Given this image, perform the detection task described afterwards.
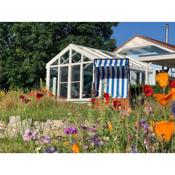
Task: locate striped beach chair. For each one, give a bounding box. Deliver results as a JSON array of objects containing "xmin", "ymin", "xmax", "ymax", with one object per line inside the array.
[{"xmin": 93, "ymin": 58, "xmax": 130, "ymax": 109}]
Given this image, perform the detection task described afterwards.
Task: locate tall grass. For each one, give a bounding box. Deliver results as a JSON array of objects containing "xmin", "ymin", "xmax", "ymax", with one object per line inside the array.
[{"xmin": 0, "ymin": 90, "xmax": 174, "ymax": 153}]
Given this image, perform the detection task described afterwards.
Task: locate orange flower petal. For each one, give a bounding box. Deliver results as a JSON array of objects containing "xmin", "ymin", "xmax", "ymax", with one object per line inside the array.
[
  {"xmin": 156, "ymin": 72, "xmax": 169, "ymax": 88},
  {"xmin": 154, "ymin": 121, "xmax": 175, "ymax": 142},
  {"xmin": 72, "ymin": 143, "xmax": 80, "ymax": 153},
  {"xmin": 154, "ymin": 92, "xmax": 173, "ymax": 106}
]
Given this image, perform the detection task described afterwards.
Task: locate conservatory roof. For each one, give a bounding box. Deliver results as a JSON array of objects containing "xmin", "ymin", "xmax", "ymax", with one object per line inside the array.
[{"xmin": 46, "ymin": 43, "xmax": 152, "ymax": 72}]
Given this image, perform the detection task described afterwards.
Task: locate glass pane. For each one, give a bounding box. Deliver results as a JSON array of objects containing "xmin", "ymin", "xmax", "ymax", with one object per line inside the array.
[
  {"xmin": 60, "ymin": 51, "xmax": 69, "ymax": 64},
  {"xmin": 119, "ymin": 45, "xmax": 170, "ymax": 56},
  {"xmin": 60, "ymin": 83, "xmax": 67, "ymax": 98},
  {"xmin": 60, "ymin": 66, "xmax": 68, "ymax": 82},
  {"xmin": 72, "ymin": 50, "xmax": 81, "ymax": 63},
  {"xmin": 83, "ymin": 56, "xmax": 91, "ymax": 62},
  {"xmin": 71, "ymin": 65, "xmax": 80, "ymax": 81},
  {"xmin": 51, "ymin": 59, "xmax": 59, "ymax": 65},
  {"xmin": 71, "ymin": 82, "xmax": 80, "ymax": 98},
  {"xmin": 49, "ymin": 67, "xmax": 58, "ymax": 95},
  {"xmin": 83, "ymin": 63, "xmax": 93, "ymax": 98}
]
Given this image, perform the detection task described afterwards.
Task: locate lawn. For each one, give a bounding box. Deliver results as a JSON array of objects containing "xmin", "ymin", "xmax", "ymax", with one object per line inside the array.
[{"xmin": 0, "ymin": 87, "xmax": 174, "ymax": 153}]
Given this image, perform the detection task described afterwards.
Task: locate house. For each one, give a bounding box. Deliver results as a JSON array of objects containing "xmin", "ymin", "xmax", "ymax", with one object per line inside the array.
[
  {"xmin": 46, "ymin": 35, "xmax": 175, "ymax": 101},
  {"xmin": 115, "ymin": 35, "xmax": 175, "ymax": 84}
]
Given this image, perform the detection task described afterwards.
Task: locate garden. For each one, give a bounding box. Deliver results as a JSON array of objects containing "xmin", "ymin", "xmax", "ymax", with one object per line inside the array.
[{"xmin": 0, "ymin": 71, "xmax": 175, "ymax": 153}]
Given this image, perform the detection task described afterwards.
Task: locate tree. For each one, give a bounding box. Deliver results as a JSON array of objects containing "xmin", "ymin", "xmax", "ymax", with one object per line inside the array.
[{"xmin": 0, "ymin": 22, "xmax": 118, "ymax": 90}]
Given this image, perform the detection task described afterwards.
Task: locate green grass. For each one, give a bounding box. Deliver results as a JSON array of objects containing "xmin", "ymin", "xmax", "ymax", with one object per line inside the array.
[{"xmin": 0, "ymin": 90, "xmax": 174, "ymax": 153}]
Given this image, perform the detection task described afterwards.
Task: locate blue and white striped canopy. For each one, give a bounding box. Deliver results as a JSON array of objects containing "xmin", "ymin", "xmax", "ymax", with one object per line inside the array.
[{"xmin": 93, "ymin": 58, "xmax": 129, "ymax": 98}]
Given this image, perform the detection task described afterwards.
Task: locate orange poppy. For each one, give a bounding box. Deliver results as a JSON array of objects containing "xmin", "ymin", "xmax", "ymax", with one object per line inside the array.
[
  {"xmin": 156, "ymin": 72, "xmax": 169, "ymax": 88},
  {"xmin": 107, "ymin": 121, "xmax": 113, "ymax": 132},
  {"xmin": 170, "ymin": 88, "xmax": 175, "ymax": 100},
  {"xmin": 72, "ymin": 143, "xmax": 80, "ymax": 153},
  {"xmin": 154, "ymin": 92, "xmax": 173, "ymax": 106},
  {"xmin": 154, "ymin": 121, "xmax": 175, "ymax": 142}
]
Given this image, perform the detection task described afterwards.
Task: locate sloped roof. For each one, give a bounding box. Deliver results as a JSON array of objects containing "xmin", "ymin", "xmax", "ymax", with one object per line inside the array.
[
  {"xmin": 47, "ymin": 43, "xmax": 152, "ymax": 72},
  {"xmin": 138, "ymin": 35, "xmax": 175, "ymax": 51},
  {"xmin": 115, "ymin": 35, "xmax": 175, "ymax": 53}
]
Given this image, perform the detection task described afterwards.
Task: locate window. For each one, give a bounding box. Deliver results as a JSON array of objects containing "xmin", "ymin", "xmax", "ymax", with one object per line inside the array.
[
  {"xmin": 51, "ymin": 59, "xmax": 59, "ymax": 65},
  {"xmin": 83, "ymin": 56, "xmax": 91, "ymax": 62},
  {"xmin": 72, "ymin": 50, "xmax": 81, "ymax": 63},
  {"xmin": 59, "ymin": 66, "xmax": 68, "ymax": 98},
  {"xmin": 71, "ymin": 82, "xmax": 80, "ymax": 98},
  {"xmin": 119, "ymin": 45, "xmax": 170, "ymax": 56},
  {"xmin": 49, "ymin": 67, "xmax": 58, "ymax": 95},
  {"xmin": 71, "ymin": 65, "xmax": 80, "ymax": 98},
  {"xmin": 60, "ymin": 51, "xmax": 69, "ymax": 64},
  {"xmin": 82, "ymin": 63, "xmax": 93, "ymax": 98},
  {"xmin": 60, "ymin": 66, "xmax": 68, "ymax": 82},
  {"xmin": 60, "ymin": 83, "xmax": 68, "ymax": 98}
]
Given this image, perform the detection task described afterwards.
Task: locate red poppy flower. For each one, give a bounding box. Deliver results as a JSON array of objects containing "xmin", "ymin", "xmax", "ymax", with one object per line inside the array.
[
  {"xmin": 113, "ymin": 100, "xmax": 121, "ymax": 108},
  {"xmin": 104, "ymin": 92, "xmax": 110, "ymax": 104},
  {"xmin": 91, "ymin": 98, "xmax": 96, "ymax": 104},
  {"xmin": 143, "ymin": 85, "xmax": 154, "ymax": 97},
  {"xmin": 169, "ymin": 80, "xmax": 175, "ymax": 88},
  {"xmin": 36, "ymin": 93, "xmax": 43, "ymax": 100},
  {"xmin": 19, "ymin": 95, "xmax": 31, "ymax": 104}
]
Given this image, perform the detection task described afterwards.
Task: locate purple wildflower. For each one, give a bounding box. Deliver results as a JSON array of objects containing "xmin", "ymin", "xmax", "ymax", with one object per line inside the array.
[
  {"xmin": 89, "ymin": 126, "xmax": 97, "ymax": 132},
  {"xmin": 40, "ymin": 136, "xmax": 51, "ymax": 144},
  {"xmin": 139, "ymin": 118, "xmax": 149, "ymax": 132},
  {"xmin": 90, "ymin": 135, "xmax": 103, "ymax": 147},
  {"xmin": 44, "ymin": 146, "xmax": 57, "ymax": 153},
  {"xmin": 64, "ymin": 127, "xmax": 78, "ymax": 135},
  {"xmin": 23, "ymin": 129, "xmax": 37, "ymax": 142}
]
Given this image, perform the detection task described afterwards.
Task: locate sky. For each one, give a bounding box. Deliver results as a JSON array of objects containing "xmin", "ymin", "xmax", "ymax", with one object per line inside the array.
[{"xmin": 112, "ymin": 22, "xmax": 175, "ymax": 47}]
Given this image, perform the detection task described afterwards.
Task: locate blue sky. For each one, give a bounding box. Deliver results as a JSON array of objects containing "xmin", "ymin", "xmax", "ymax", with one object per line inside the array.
[{"xmin": 112, "ymin": 22, "xmax": 175, "ymax": 47}]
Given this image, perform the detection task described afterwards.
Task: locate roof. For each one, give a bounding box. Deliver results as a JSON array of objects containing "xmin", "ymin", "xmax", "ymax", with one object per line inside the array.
[
  {"xmin": 46, "ymin": 43, "xmax": 152, "ymax": 72},
  {"xmin": 137, "ymin": 52, "xmax": 175, "ymax": 67},
  {"xmin": 72, "ymin": 44, "xmax": 116, "ymax": 58},
  {"xmin": 115, "ymin": 35, "xmax": 175, "ymax": 52},
  {"xmin": 138, "ymin": 35, "xmax": 175, "ymax": 51}
]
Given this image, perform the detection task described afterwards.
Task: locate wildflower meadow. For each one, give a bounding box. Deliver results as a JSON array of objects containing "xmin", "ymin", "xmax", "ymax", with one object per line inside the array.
[
  {"xmin": 0, "ymin": 71, "xmax": 175, "ymax": 153},
  {"xmin": 0, "ymin": 73, "xmax": 175, "ymax": 153}
]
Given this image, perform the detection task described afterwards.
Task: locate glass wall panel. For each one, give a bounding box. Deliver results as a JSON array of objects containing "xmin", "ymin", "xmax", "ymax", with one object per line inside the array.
[
  {"xmin": 82, "ymin": 63, "xmax": 93, "ymax": 98},
  {"xmin": 60, "ymin": 51, "xmax": 69, "ymax": 64},
  {"xmin": 71, "ymin": 82, "xmax": 80, "ymax": 98},
  {"xmin": 60, "ymin": 66, "xmax": 68, "ymax": 98},
  {"xmin": 71, "ymin": 65, "xmax": 80, "ymax": 98},
  {"xmin": 60, "ymin": 66, "xmax": 68, "ymax": 82},
  {"xmin": 51, "ymin": 59, "xmax": 59, "ymax": 65},
  {"xmin": 49, "ymin": 67, "xmax": 58, "ymax": 96},
  {"xmin": 71, "ymin": 65, "xmax": 80, "ymax": 81},
  {"xmin": 72, "ymin": 50, "xmax": 81, "ymax": 63},
  {"xmin": 83, "ymin": 56, "xmax": 91, "ymax": 62},
  {"xmin": 60, "ymin": 83, "xmax": 68, "ymax": 98}
]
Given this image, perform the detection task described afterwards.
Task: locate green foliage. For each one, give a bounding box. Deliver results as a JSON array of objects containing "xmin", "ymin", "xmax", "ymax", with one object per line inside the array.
[{"xmin": 0, "ymin": 22, "xmax": 118, "ymax": 89}]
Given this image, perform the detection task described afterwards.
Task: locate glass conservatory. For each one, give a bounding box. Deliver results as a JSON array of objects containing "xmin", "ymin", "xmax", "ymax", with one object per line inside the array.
[{"xmin": 46, "ymin": 44, "xmax": 152, "ymax": 101}]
